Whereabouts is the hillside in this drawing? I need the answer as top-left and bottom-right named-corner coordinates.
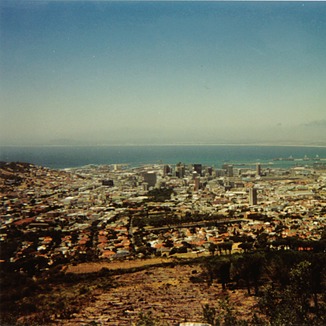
top-left (0, 162), bottom-right (325, 325)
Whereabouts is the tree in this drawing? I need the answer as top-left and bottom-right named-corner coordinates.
top-left (233, 252), bottom-right (265, 295)
top-left (219, 241), bottom-right (233, 255)
top-left (209, 243), bottom-right (217, 256)
top-left (238, 242), bottom-right (253, 253)
top-left (258, 259), bottom-right (326, 326)
top-left (136, 310), bottom-right (157, 326)
top-left (202, 298), bottom-right (249, 326)
top-left (310, 253), bottom-right (326, 313)
top-left (289, 261), bottom-right (314, 321)
top-left (202, 257), bottom-right (231, 290)
top-left (219, 259), bottom-right (231, 291)
top-left (202, 303), bottom-right (217, 326)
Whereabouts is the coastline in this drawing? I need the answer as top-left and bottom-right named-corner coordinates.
top-left (1, 143), bottom-right (326, 148)
top-left (1, 144), bottom-right (326, 170)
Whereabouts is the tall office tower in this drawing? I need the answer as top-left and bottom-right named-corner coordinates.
top-left (225, 164), bottom-right (234, 177)
top-left (216, 169), bottom-right (226, 177)
top-left (142, 171), bottom-right (157, 188)
top-left (163, 165), bottom-right (171, 177)
top-left (194, 177), bottom-right (200, 191)
top-left (249, 187), bottom-right (258, 205)
top-left (176, 163), bottom-right (185, 178)
top-left (193, 164), bottom-right (202, 176)
top-left (256, 163), bottom-right (262, 176)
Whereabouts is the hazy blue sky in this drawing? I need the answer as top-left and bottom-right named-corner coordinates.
top-left (1, 1), bottom-right (326, 145)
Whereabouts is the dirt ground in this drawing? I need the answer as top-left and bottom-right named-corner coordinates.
top-left (65, 257), bottom-right (172, 274)
top-left (58, 262), bottom-right (257, 325)
top-left (65, 251), bottom-right (213, 274)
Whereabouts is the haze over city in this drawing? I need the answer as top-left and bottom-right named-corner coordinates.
top-left (1, 1), bottom-right (326, 146)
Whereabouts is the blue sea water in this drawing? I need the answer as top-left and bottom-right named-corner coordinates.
top-left (0, 145), bottom-right (325, 170)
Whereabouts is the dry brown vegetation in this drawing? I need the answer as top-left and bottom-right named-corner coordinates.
top-left (58, 263), bottom-right (257, 326)
top-left (2, 251), bottom-right (326, 326)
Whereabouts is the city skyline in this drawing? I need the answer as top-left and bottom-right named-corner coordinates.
top-left (1, 1), bottom-right (326, 146)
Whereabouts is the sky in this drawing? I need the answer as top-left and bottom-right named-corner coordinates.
top-left (1, 1), bottom-right (326, 146)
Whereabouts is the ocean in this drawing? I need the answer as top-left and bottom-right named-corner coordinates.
top-left (0, 145), bottom-right (325, 170)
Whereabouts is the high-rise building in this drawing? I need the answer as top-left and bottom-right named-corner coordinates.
top-left (216, 169), bottom-right (226, 177)
top-left (194, 177), bottom-right (200, 191)
top-left (256, 163), bottom-right (262, 176)
top-left (176, 163), bottom-right (185, 178)
top-left (163, 165), bottom-right (171, 177)
top-left (206, 166), bottom-right (213, 176)
top-left (193, 164), bottom-right (202, 176)
top-left (226, 165), bottom-right (234, 177)
top-left (249, 187), bottom-right (258, 205)
top-left (142, 171), bottom-right (157, 188)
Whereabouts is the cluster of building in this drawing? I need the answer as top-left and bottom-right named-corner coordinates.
top-left (0, 158), bottom-right (325, 272)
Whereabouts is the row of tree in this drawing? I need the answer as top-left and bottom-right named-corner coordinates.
top-left (199, 250), bottom-right (326, 325)
top-left (132, 211), bottom-right (232, 228)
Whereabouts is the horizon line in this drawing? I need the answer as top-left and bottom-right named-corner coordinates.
top-left (1, 142), bottom-right (326, 148)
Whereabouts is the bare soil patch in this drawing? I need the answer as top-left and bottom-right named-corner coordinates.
top-left (58, 263), bottom-right (257, 325)
top-left (65, 257), bottom-right (172, 274)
